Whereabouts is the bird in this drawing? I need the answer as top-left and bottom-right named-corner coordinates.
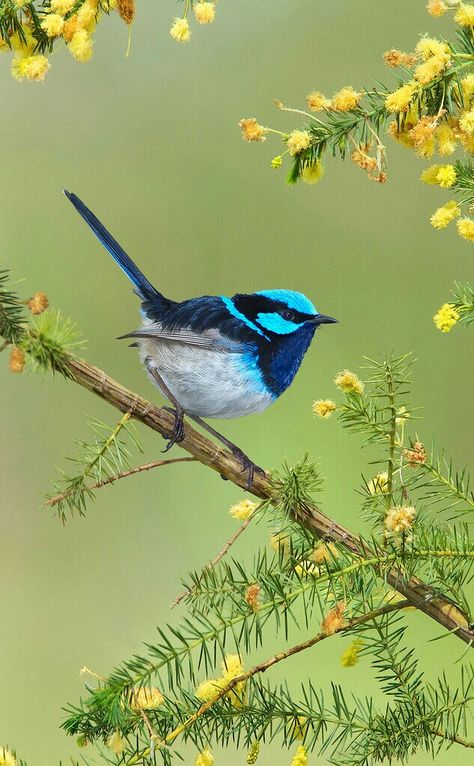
top-left (64, 191), bottom-right (337, 484)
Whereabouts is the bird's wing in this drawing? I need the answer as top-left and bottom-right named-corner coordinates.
top-left (119, 325), bottom-right (246, 353)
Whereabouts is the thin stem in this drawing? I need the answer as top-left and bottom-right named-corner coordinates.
top-left (383, 362), bottom-right (397, 547)
top-left (46, 457), bottom-right (196, 507)
top-left (171, 510), bottom-right (257, 608)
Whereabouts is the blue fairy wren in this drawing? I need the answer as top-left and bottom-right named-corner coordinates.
top-left (65, 191), bottom-right (337, 483)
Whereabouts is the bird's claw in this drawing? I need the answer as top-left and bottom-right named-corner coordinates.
top-left (162, 407), bottom-right (185, 452)
top-left (231, 447), bottom-right (264, 489)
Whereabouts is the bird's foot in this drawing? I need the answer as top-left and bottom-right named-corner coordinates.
top-left (162, 406), bottom-right (186, 452)
top-left (231, 446), bottom-right (264, 489)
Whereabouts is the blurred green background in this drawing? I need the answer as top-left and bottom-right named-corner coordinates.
top-left (0, 1), bottom-right (472, 763)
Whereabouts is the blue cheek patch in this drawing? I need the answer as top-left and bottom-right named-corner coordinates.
top-left (221, 296), bottom-right (270, 340)
top-left (256, 312), bottom-right (303, 335)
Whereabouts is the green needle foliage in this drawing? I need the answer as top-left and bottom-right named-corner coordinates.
top-left (1, 267), bottom-right (474, 765)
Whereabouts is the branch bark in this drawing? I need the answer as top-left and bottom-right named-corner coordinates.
top-left (64, 354), bottom-right (474, 647)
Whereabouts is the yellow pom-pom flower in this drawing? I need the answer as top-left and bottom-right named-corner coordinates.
top-left (414, 53), bottom-right (450, 85)
top-left (107, 732), bottom-right (124, 756)
top-left (239, 117), bottom-right (267, 142)
top-left (41, 13), bottom-right (65, 37)
top-left (50, 0), bottom-right (75, 13)
top-left (312, 399), bottom-right (336, 419)
top-left (287, 130), bottom-right (311, 156)
top-left (435, 164), bottom-right (456, 188)
top-left (340, 639), bottom-right (363, 667)
top-left (170, 17), bottom-right (191, 42)
top-left (0, 748), bottom-right (16, 766)
top-left (433, 303), bottom-right (460, 332)
top-left (194, 2), bottom-right (216, 25)
top-left (427, 0), bottom-right (447, 16)
top-left (289, 745), bottom-right (308, 766)
top-left (68, 29), bottom-right (93, 61)
top-left (420, 164), bottom-right (442, 184)
top-left (306, 91), bottom-right (331, 111)
top-left (302, 159), bottom-right (324, 184)
top-left (415, 37), bottom-right (449, 61)
top-left (130, 686), bottom-right (164, 710)
top-left (430, 200), bottom-right (460, 229)
top-left (334, 369), bottom-right (364, 394)
top-left (455, 3), bottom-right (474, 26)
top-left (435, 123), bottom-right (456, 156)
top-left (459, 109), bottom-right (474, 135)
top-left (11, 54), bottom-right (50, 81)
top-left (385, 82), bottom-right (417, 113)
top-left (385, 505), bottom-right (416, 535)
top-left (331, 85), bottom-right (360, 111)
top-left (195, 749), bottom-right (214, 766)
top-left (457, 217), bottom-right (474, 241)
top-left (77, 0), bottom-right (98, 30)
top-left (229, 498), bottom-right (258, 520)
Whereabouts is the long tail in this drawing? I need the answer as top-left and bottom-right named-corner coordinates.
top-left (64, 191), bottom-right (160, 300)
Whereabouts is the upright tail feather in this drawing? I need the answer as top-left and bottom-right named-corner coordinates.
top-left (64, 191), bottom-right (159, 300)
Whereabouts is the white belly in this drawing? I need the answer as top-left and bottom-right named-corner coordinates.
top-left (138, 337), bottom-right (274, 419)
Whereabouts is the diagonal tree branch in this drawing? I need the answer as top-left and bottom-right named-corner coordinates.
top-left (60, 354), bottom-right (474, 647)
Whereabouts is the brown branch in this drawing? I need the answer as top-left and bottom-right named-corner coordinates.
top-left (127, 600), bottom-right (412, 763)
top-left (171, 511), bottom-right (256, 608)
top-left (430, 729), bottom-right (474, 749)
top-left (46, 457), bottom-right (196, 508)
top-left (58, 354), bottom-right (474, 647)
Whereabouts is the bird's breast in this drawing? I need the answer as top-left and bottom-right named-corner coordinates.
top-left (139, 338), bottom-right (274, 419)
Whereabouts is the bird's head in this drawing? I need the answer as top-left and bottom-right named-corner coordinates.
top-left (224, 289), bottom-right (337, 341)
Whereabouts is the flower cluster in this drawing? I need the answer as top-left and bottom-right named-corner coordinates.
top-left (340, 638), bottom-right (363, 667)
top-left (385, 505), bottom-right (416, 537)
top-left (195, 654), bottom-right (246, 707)
top-left (1, 1), bottom-right (128, 82)
top-left (239, 2), bottom-right (474, 243)
top-left (229, 498), bottom-right (258, 520)
top-left (433, 302), bottom-right (460, 331)
top-left (170, 2), bottom-right (217, 43)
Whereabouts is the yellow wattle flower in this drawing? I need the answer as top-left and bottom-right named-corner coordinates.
top-left (306, 91), bottom-right (331, 111)
top-left (194, 2), bottom-right (216, 25)
top-left (435, 164), bottom-right (456, 188)
top-left (433, 303), bottom-right (460, 332)
top-left (430, 201), bottom-right (460, 230)
top-left (11, 54), bottom-right (50, 81)
top-left (195, 749), bottom-right (214, 766)
top-left (455, 3), bottom-right (474, 26)
top-left (385, 82), bottom-right (417, 113)
top-left (68, 29), bottom-right (93, 61)
top-left (457, 217), bottom-right (474, 241)
top-left (0, 749), bottom-right (16, 766)
top-left (301, 159), bottom-right (324, 185)
top-left (331, 85), bottom-right (360, 111)
top-left (312, 399), bottom-right (336, 419)
top-left (40, 13), bottom-right (65, 37)
top-left (334, 369), bottom-right (364, 394)
top-left (459, 109), bottom-right (474, 135)
top-left (50, 0), bottom-right (75, 13)
top-left (287, 130), bottom-right (311, 156)
top-left (170, 17), bottom-right (191, 42)
top-left (229, 498), bottom-right (258, 520)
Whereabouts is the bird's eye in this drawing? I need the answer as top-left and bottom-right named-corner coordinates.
top-left (281, 309), bottom-right (295, 321)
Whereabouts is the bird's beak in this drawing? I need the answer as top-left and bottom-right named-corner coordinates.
top-left (311, 314), bottom-right (338, 326)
